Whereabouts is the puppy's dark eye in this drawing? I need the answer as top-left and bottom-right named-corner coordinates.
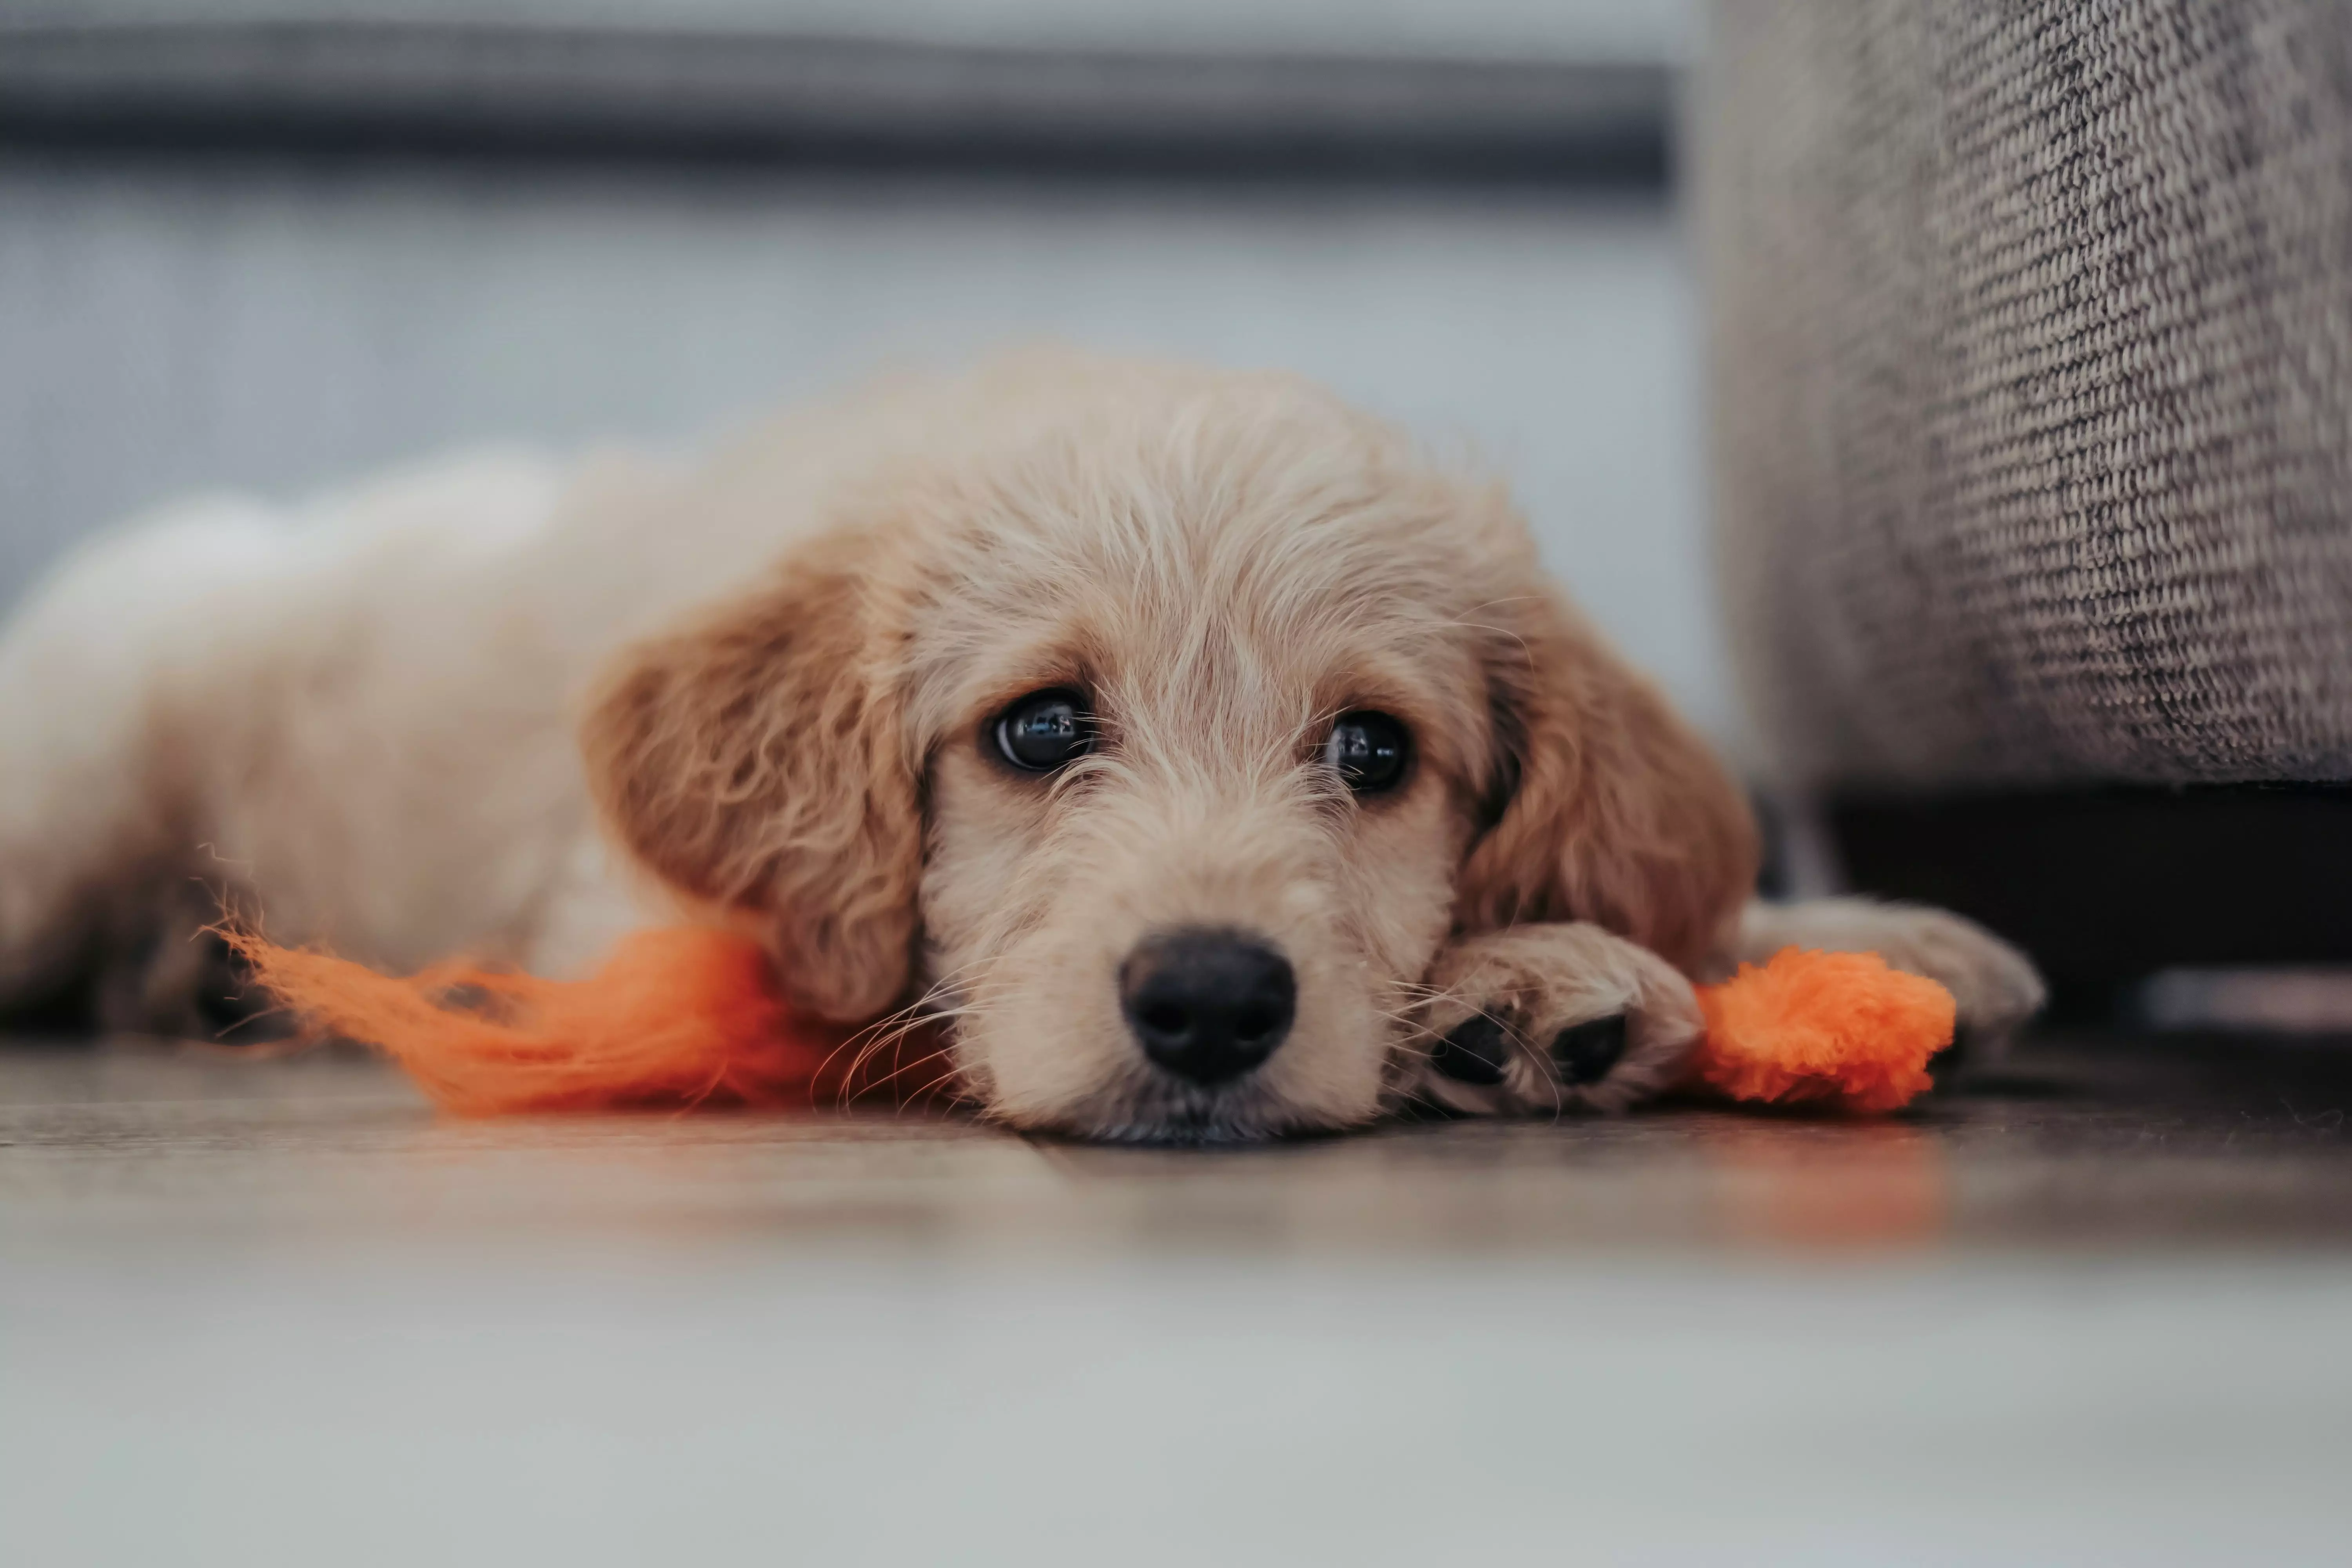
top-left (994, 689), bottom-right (1094, 772)
top-left (1324, 711), bottom-right (1409, 794)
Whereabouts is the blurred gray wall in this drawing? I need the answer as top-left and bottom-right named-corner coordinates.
top-left (0, 0), bottom-right (1731, 744)
top-left (0, 164), bottom-right (1723, 741)
top-left (11, 0), bottom-right (1696, 62)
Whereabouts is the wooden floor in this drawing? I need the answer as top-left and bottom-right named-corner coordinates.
top-left (7, 1032), bottom-right (2352, 1564)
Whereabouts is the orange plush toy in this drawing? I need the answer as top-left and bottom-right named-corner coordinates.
top-left (230, 928), bottom-right (1956, 1118)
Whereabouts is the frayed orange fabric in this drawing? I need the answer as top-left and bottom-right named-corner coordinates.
top-left (1689, 947), bottom-right (1956, 1113)
top-left (226, 925), bottom-right (856, 1116)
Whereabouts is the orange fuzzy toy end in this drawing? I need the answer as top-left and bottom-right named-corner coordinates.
top-left (1689, 947), bottom-right (1957, 1113)
top-left (227, 925), bottom-right (851, 1116)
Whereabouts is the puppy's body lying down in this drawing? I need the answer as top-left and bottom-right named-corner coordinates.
top-left (0, 354), bottom-right (2040, 1140)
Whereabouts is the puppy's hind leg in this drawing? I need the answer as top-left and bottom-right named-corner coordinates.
top-left (1407, 924), bottom-right (1705, 1116)
top-left (1734, 898), bottom-right (2047, 1057)
top-left (0, 501), bottom-right (282, 1027)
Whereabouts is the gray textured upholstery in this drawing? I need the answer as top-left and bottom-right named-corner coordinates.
top-left (1700, 0), bottom-right (2352, 788)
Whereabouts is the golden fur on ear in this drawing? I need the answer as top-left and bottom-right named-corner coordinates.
top-left (1456, 587), bottom-right (1758, 974)
top-left (579, 531), bottom-right (920, 1022)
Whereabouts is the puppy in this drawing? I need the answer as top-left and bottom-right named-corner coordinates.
top-left (0, 353), bottom-right (2041, 1140)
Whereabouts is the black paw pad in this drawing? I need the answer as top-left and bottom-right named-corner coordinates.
top-left (1430, 1014), bottom-right (1511, 1085)
top-left (1550, 1014), bottom-right (1628, 1085)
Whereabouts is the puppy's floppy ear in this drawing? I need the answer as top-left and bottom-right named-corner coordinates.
top-left (580, 531), bottom-right (920, 1022)
top-left (1456, 588), bottom-right (1758, 973)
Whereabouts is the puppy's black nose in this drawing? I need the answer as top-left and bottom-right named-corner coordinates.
top-left (1120, 928), bottom-right (1296, 1085)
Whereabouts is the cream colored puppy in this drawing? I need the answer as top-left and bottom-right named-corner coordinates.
top-left (0, 354), bottom-right (2040, 1140)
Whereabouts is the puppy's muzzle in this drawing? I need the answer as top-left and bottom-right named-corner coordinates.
top-left (1118, 927), bottom-right (1295, 1085)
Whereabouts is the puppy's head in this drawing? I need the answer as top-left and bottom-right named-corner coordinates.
top-left (583, 364), bottom-right (1754, 1140)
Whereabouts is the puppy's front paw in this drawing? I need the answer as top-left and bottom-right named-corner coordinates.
top-left (1411, 924), bottom-right (1704, 1116)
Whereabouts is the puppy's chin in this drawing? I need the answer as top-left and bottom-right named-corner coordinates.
top-left (984, 1069), bottom-right (1385, 1145)
top-left (1055, 1078), bottom-right (1337, 1146)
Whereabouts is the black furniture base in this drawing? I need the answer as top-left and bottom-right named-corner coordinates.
top-left (1827, 786), bottom-right (2352, 1000)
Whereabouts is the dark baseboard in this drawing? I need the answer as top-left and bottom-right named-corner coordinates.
top-left (1828, 784), bottom-right (2352, 988)
top-left (0, 21), bottom-right (1670, 187)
